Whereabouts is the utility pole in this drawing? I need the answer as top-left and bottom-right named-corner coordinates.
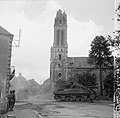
top-left (12, 29), bottom-right (21, 47)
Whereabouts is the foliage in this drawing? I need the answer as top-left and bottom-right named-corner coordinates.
top-left (88, 35), bottom-right (113, 96)
top-left (55, 72), bottom-right (98, 91)
top-left (76, 72), bottom-right (98, 89)
top-left (88, 35), bottom-right (113, 67)
top-left (104, 71), bottom-right (114, 98)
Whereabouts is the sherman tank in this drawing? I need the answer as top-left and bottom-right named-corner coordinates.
top-left (53, 86), bottom-right (97, 102)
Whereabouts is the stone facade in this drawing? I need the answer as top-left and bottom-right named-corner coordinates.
top-left (0, 26), bottom-right (13, 110)
top-left (50, 10), bottom-right (68, 92)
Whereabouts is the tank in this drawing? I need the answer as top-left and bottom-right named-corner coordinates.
top-left (53, 86), bottom-right (97, 102)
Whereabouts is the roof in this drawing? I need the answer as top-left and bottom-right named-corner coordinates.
top-left (0, 26), bottom-right (14, 37)
top-left (67, 57), bottom-right (93, 68)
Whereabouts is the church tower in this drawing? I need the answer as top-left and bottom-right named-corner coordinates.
top-left (50, 9), bottom-right (68, 92)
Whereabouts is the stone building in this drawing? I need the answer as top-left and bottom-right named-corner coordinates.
top-left (50, 10), bottom-right (68, 92)
top-left (50, 10), bottom-right (110, 93)
top-left (0, 26), bottom-right (14, 113)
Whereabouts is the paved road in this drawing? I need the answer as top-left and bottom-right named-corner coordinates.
top-left (12, 96), bottom-right (113, 118)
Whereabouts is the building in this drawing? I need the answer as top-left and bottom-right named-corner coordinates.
top-left (50, 10), bottom-right (68, 91)
top-left (0, 26), bottom-right (14, 113)
top-left (50, 10), bottom-right (111, 93)
top-left (50, 9), bottom-right (93, 92)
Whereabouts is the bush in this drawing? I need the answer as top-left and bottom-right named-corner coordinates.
top-left (104, 71), bottom-right (114, 98)
top-left (69, 72), bottom-right (98, 89)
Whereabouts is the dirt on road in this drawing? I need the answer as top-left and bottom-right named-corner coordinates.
top-left (12, 95), bottom-right (113, 118)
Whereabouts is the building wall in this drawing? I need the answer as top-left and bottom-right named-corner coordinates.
top-left (0, 28), bottom-right (13, 101)
top-left (50, 10), bottom-right (68, 92)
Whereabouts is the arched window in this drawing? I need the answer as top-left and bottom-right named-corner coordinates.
top-left (61, 30), bottom-right (64, 45)
top-left (57, 30), bottom-right (60, 45)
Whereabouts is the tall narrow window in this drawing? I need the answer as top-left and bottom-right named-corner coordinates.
top-left (61, 30), bottom-right (64, 45)
top-left (59, 54), bottom-right (61, 60)
top-left (57, 30), bottom-right (60, 45)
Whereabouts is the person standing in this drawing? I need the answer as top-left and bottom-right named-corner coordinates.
top-left (8, 90), bottom-right (16, 111)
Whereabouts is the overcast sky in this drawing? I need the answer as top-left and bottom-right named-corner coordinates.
top-left (0, 0), bottom-right (114, 84)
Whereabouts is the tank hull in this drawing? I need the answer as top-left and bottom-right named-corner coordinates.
top-left (53, 88), bottom-right (97, 102)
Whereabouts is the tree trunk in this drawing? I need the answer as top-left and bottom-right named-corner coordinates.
top-left (100, 66), bottom-right (103, 96)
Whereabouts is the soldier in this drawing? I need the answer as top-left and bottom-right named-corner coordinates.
top-left (8, 90), bottom-right (16, 111)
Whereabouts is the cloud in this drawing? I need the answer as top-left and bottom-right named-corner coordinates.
top-left (68, 16), bottom-right (104, 57)
top-left (0, 0), bottom-right (104, 84)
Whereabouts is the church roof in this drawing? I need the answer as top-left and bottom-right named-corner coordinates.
top-left (0, 26), bottom-right (13, 37)
top-left (67, 57), bottom-right (93, 68)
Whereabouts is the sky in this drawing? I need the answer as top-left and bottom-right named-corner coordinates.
top-left (0, 0), bottom-right (114, 84)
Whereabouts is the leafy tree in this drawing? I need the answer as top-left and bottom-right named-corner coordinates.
top-left (55, 72), bottom-right (98, 91)
top-left (67, 72), bottom-right (98, 89)
top-left (67, 75), bottom-right (82, 88)
top-left (88, 35), bottom-right (113, 96)
top-left (77, 72), bottom-right (98, 89)
top-left (104, 71), bottom-right (114, 98)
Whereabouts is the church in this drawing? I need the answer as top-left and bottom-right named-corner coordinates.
top-left (50, 10), bottom-right (102, 92)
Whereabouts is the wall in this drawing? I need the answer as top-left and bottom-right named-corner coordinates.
top-left (0, 26), bottom-right (13, 103)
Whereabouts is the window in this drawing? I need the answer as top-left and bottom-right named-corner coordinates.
top-left (70, 62), bottom-right (73, 65)
top-left (61, 30), bottom-right (64, 45)
top-left (59, 54), bottom-right (61, 60)
top-left (60, 20), bottom-right (62, 24)
top-left (57, 30), bottom-right (60, 45)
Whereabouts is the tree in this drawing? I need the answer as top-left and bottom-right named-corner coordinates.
top-left (55, 72), bottom-right (98, 91)
top-left (77, 72), bottom-right (98, 89)
top-left (104, 71), bottom-right (114, 98)
top-left (88, 35), bottom-right (113, 96)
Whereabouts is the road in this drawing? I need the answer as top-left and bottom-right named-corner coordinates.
top-left (11, 95), bottom-right (113, 118)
